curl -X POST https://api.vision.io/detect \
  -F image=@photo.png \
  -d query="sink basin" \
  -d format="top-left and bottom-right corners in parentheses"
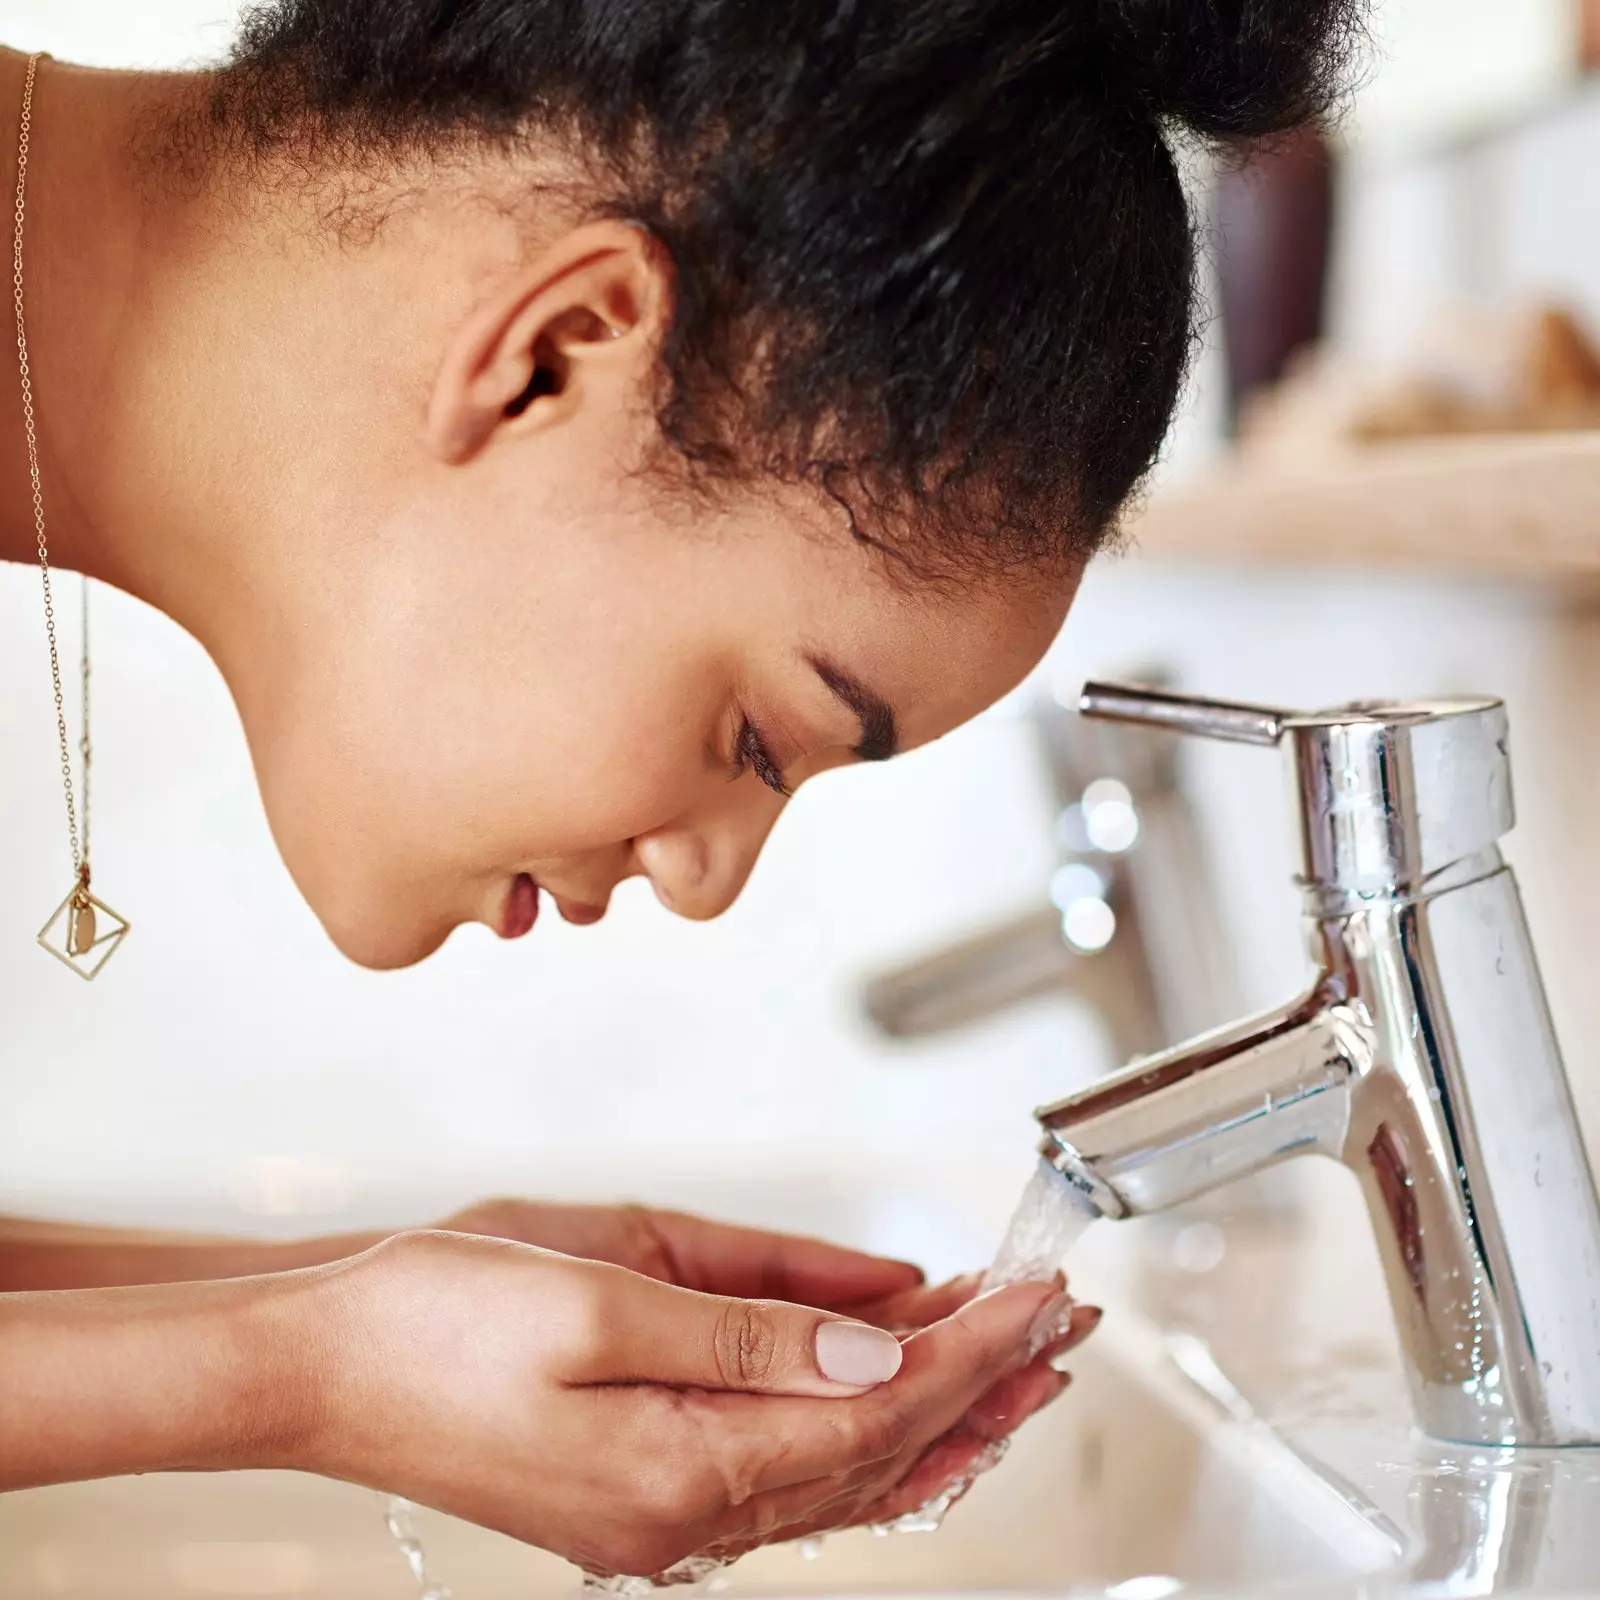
top-left (0, 1304), bottom-right (1397, 1600)
top-left (34, 1161), bottom-right (1592, 1600)
top-left (8, 1152), bottom-right (1599, 1597)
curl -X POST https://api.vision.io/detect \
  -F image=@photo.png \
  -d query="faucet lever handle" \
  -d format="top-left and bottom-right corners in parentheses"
top-left (1079, 682), bottom-right (1289, 747)
top-left (1082, 680), bottom-right (1516, 890)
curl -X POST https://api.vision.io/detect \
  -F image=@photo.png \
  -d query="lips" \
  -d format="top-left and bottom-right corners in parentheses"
top-left (500, 873), bottom-right (540, 939)
top-left (500, 875), bottom-right (608, 937)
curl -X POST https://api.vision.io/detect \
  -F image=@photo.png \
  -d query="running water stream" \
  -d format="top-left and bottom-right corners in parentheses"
top-left (385, 1158), bottom-right (1100, 1597)
top-left (869, 1158), bottom-right (1100, 1536)
top-left (980, 1156), bottom-right (1100, 1295)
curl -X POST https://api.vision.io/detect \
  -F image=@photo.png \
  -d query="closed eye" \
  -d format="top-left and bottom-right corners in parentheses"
top-left (731, 719), bottom-right (792, 798)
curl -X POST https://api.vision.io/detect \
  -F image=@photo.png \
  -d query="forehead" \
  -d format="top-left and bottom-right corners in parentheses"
top-left (854, 579), bottom-right (1072, 747)
top-left (764, 513), bottom-right (1080, 749)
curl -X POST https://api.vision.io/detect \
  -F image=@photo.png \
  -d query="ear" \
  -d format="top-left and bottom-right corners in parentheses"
top-left (425, 220), bottom-right (670, 465)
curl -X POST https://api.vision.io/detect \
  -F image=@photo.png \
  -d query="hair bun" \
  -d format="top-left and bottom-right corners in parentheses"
top-left (1089, 0), bottom-right (1365, 139)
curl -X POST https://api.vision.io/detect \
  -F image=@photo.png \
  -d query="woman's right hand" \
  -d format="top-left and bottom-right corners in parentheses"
top-left (309, 1229), bottom-right (1073, 1576)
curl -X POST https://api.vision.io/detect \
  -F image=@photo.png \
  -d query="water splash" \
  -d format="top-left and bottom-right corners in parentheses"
top-left (580, 1555), bottom-right (729, 1598)
top-left (378, 1490), bottom-right (735, 1600)
top-left (381, 1496), bottom-right (453, 1600)
top-left (873, 1158), bottom-right (1100, 1536)
top-left (869, 1438), bottom-right (1012, 1537)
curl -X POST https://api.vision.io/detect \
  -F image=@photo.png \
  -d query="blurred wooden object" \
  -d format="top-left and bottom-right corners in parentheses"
top-left (1125, 431), bottom-right (1600, 575)
top-left (1240, 305), bottom-right (1600, 457)
top-left (1353, 308), bottom-right (1600, 440)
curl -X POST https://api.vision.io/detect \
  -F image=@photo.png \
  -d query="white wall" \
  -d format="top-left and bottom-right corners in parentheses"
top-left (0, 1), bottom-right (237, 66)
top-left (1, 3), bottom-right (1595, 1241)
top-left (1350, 0), bottom-right (1572, 154)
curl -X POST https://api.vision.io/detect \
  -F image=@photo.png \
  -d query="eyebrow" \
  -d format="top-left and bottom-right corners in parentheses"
top-left (807, 655), bottom-right (900, 762)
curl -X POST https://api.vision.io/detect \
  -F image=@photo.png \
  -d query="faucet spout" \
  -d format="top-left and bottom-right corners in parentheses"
top-left (1037, 983), bottom-right (1370, 1218)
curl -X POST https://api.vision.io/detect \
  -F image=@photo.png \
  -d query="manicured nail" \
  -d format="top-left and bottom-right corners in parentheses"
top-left (1027, 1291), bottom-right (1075, 1351)
top-left (1033, 1308), bottom-right (1102, 1369)
top-left (1069, 1304), bottom-right (1103, 1342)
top-left (816, 1320), bottom-right (904, 1386)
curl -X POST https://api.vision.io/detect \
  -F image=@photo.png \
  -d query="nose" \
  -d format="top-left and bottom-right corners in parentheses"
top-left (633, 784), bottom-right (785, 921)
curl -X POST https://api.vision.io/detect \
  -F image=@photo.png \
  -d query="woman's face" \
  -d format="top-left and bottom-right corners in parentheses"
top-left (235, 224), bottom-right (1077, 969)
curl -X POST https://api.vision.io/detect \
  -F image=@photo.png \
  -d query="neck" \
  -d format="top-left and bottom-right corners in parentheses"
top-left (0, 48), bottom-right (412, 685)
top-left (0, 54), bottom-right (207, 599)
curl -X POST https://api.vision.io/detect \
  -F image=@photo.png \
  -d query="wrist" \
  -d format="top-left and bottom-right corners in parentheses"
top-left (221, 1262), bottom-right (347, 1471)
top-left (0, 1221), bottom-right (386, 1290)
top-left (0, 1266), bottom-right (342, 1489)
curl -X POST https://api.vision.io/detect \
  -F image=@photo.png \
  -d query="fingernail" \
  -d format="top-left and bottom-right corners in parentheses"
top-left (816, 1320), bottom-right (904, 1386)
top-left (1069, 1304), bottom-right (1104, 1343)
top-left (1027, 1291), bottom-right (1075, 1351)
top-left (1037, 1305), bottom-right (1104, 1365)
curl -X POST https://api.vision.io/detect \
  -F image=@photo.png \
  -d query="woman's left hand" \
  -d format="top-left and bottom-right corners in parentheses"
top-left (429, 1198), bottom-right (961, 1328)
top-left (3, 1199), bottom-right (965, 1334)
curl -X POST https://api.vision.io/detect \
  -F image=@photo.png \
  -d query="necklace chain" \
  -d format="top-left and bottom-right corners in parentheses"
top-left (13, 52), bottom-right (89, 890)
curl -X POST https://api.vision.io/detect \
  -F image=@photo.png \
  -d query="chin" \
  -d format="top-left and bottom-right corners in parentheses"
top-left (317, 902), bottom-right (454, 972)
top-left (267, 829), bottom-right (453, 969)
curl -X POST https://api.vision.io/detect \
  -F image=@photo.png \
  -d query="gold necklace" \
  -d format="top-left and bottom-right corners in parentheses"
top-left (14, 53), bottom-right (128, 978)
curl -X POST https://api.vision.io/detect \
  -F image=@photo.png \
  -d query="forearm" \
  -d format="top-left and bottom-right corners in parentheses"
top-left (0, 1268), bottom-right (333, 1489)
top-left (0, 1215), bottom-right (386, 1290)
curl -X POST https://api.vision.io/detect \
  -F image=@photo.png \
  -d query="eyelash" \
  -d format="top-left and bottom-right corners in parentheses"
top-left (732, 718), bottom-right (792, 798)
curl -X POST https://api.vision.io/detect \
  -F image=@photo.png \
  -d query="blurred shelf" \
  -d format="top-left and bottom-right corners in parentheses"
top-left (1126, 431), bottom-right (1600, 577)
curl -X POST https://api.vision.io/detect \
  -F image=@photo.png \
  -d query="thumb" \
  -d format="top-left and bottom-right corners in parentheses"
top-left (575, 1269), bottom-right (905, 1396)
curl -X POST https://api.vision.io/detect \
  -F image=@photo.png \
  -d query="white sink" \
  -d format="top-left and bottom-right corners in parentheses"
top-left (0, 1165), bottom-right (1405, 1600)
top-left (0, 1308), bottom-right (1398, 1600)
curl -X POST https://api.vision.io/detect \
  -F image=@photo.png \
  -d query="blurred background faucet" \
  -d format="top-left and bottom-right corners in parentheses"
top-left (861, 670), bottom-right (1239, 1063)
top-left (1037, 682), bottom-right (1600, 1448)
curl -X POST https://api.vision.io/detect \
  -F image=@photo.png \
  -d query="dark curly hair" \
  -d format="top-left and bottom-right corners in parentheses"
top-left (217, 0), bottom-right (1364, 578)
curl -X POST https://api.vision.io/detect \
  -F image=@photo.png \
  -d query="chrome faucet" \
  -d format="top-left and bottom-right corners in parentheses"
top-left (1036, 682), bottom-right (1600, 1448)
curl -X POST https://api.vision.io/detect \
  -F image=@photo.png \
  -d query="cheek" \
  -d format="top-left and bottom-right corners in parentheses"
top-left (247, 582), bottom-right (716, 966)
top-left (331, 496), bottom-right (727, 868)
top-left (495, 644), bottom-right (719, 857)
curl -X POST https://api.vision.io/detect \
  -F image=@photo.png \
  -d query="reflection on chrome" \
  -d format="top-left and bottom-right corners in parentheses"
top-left (1167, 1326), bottom-right (1600, 1592)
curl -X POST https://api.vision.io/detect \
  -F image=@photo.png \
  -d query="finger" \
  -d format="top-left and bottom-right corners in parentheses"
top-left (793, 1359), bottom-right (1072, 1540)
top-left (697, 1278), bottom-right (1068, 1523)
top-left (641, 1210), bottom-right (924, 1303)
top-left (961, 1361), bottom-right (1072, 1441)
top-left (848, 1271), bottom-right (984, 1331)
top-left (833, 1362), bottom-right (1072, 1540)
top-left (884, 1279), bottom-right (1069, 1447)
top-left (571, 1267), bottom-right (904, 1396)
top-left (750, 1427), bottom-right (1005, 1556)
top-left (846, 1429), bottom-right (1004, 1529)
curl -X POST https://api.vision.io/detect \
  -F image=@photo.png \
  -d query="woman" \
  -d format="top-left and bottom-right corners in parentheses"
top-left (0, 0), bottom-right (1358, 1578)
